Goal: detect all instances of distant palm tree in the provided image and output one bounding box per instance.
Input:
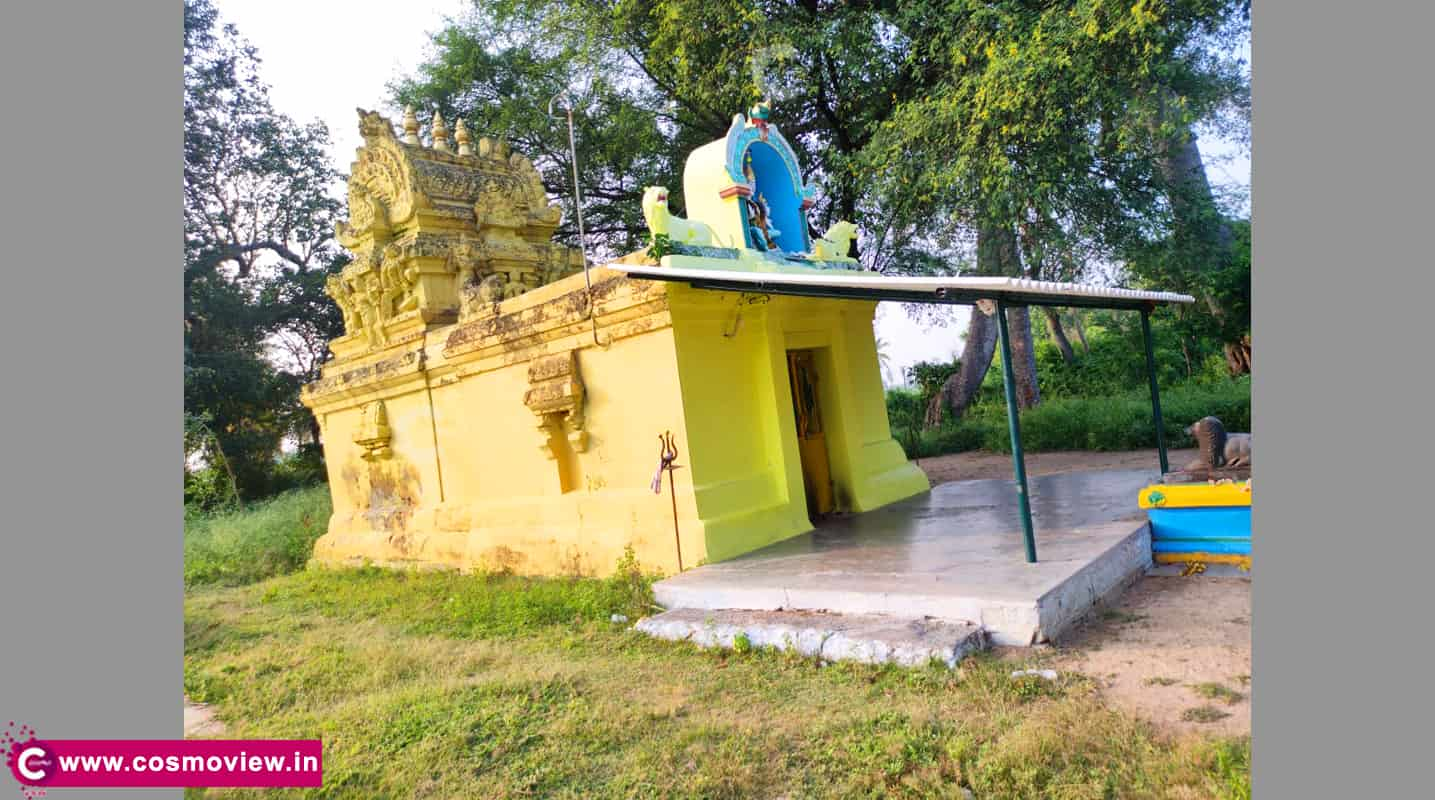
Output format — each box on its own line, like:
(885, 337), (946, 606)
(875, 336), (896, 385)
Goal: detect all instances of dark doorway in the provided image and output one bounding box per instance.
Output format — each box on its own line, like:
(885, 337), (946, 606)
(787, 349), (835, 521)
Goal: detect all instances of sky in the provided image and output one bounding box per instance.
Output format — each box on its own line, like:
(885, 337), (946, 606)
(215, 0), (1250, 386)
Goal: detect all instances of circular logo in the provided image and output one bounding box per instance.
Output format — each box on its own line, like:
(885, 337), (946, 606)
(10, 741), (57, 786)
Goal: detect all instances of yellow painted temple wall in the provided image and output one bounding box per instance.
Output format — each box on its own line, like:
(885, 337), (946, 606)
(667, 285), (929, 563)
(307, 269), (709, 577)
(300, 107), (926, 578)
(305, 268), (928, 577)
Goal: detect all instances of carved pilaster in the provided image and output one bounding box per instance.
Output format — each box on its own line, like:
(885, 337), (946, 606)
(523, 352), (586, 457)
(353, 400), (392, 461)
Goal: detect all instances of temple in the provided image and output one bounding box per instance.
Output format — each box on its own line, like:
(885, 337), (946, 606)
(301, 104), (928, 576)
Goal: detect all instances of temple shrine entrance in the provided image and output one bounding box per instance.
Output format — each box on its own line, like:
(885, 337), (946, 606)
(786, 349), (835, 521)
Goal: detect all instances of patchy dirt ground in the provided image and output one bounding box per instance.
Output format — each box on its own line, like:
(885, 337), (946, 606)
(184, 695), (225, 737)
(923, 450), (1251, 737)
(916, 447), (1197, 484)
(1050, 572), (1251, 737)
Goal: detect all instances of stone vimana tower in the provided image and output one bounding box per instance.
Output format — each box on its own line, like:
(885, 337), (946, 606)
(320, 106), (583, 355)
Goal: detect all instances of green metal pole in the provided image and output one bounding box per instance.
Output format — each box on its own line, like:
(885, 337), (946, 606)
(1140, 307), (1170, 475)
(994, 301), (1038, 564)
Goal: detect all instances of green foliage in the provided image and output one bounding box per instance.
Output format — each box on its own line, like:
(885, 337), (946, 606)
(267, 445), (329, 495)
(1127, 217), (1252, 366)
(732, 631), (754, 654)
(396, 0), (962, 265)
(1031, 312), (1189, 398)
(905, 359), (961, 404)
(184, 466), (238, 516)
(895, 377), (1249, 458)
(184, 485), (332, 586)
(1208, 737), (1253, 800)
(868, 0), (1249, 277)
(648, 232), (674, 259)
(184, 0), (343, 502)
(884, 387), (926, 434)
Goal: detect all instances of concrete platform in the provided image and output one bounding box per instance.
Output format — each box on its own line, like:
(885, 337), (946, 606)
(652, 468), (1158, 646)
(636, 608), (986, 667)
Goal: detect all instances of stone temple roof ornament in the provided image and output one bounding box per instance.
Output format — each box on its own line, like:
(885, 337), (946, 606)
(431, 110), (451, 153)
(401, 105), (421, 145)
(455, 118), (472, 156)
(314, 107), (584, 360)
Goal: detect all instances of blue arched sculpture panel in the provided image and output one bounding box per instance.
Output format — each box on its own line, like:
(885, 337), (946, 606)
(746, 142), (808, 254)
(723, 115), (814, 255)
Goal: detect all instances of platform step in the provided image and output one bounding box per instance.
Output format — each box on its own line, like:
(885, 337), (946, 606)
(634, 608), (987, 667)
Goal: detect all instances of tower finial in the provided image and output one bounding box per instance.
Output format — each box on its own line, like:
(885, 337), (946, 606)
(431, 110), (451, 152)
(401, 106), (420, 145)
(455, 118), (473, 155)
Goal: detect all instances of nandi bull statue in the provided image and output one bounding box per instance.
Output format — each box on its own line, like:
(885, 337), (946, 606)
(642, 186), (715, 248)
(1181, 416), (1252, 476)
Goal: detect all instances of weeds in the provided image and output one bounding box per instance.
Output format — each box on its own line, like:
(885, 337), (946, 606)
(1182, 706), (1232, 723)
(184, 486), (331, 587)
(1191, 682), (1246, 705)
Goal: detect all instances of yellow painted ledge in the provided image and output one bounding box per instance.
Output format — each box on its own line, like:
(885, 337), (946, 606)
(1154, 552), (1252, 570)
(1139, 482), (1252, 509)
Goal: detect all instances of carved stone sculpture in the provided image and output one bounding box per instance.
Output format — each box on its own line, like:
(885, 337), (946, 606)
(322, 107), (584, 354)
(642, 186), (715, 247)
(1182, 416), (1252, 475)
(811, 220), (858, 260)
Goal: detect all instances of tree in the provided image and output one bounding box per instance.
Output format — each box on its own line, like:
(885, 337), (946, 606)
(395, 0), (945, 264)
(401, 0), (1249, 429)
(184, 0), (344, 500)
(867, 0), (1250, 426)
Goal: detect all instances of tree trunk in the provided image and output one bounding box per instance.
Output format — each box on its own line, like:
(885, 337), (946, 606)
(1068, 310), (1090, 355)
(1154, 95), (1235, 317)
(924, 221), (1022, 428)
(1041, 307), (1077, 364)
(924, 310), (996, 427)
(1158, 121), (1234, 261)
(1154, 99), (1257, 376)
(1007, 307), (1041, 409)
(1224, 335), (1252, 375)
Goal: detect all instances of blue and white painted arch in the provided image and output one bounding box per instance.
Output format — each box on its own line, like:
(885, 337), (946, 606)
(721, 113), (817, 254)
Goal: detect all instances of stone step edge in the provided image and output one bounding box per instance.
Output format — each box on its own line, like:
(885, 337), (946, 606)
(634, 607), (987, 668)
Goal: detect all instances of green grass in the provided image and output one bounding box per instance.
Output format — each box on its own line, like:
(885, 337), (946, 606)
(1191, 682), (1246, 705)
(186, 563), (1250, 799)
(893, 377), (1250, 459)
(1181, 706), (1233, 724)
(185, 486), (332, 587)
(1101, 610), (1149, 625)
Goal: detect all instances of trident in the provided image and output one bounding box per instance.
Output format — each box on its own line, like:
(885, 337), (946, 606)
(652, 431), (683, 571)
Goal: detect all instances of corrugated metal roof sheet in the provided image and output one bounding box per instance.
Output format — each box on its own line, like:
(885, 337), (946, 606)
(604, 263), (1194, 310)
